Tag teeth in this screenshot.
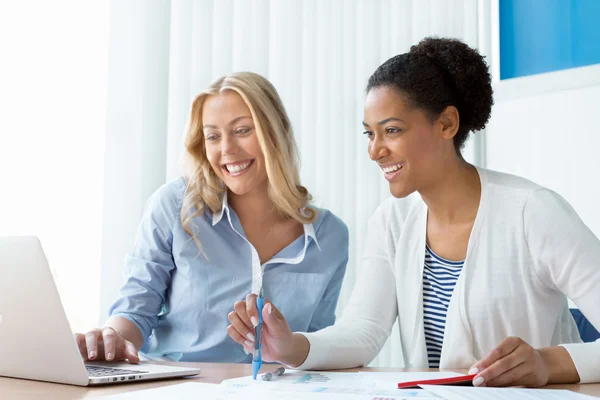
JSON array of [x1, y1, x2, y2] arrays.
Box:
[[226, 161, 251, 174], [382, 164, 403, 173]]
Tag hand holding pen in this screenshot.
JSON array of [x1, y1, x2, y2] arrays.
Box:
[[226, 293, 309, 368]]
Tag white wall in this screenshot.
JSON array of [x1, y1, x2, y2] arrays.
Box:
[[0, 1, 109, 333], [486, 64, 600, 238], [485, 64, 600, 309]]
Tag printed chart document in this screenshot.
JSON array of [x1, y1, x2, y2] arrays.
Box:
[[420, 385, 599, 400], [222, 382, 442, 399], [96, 380, 444, 399], [228, 390, 443, 400], [222, 370, 368, 388], [222, 370, 445, 399], [233, 391, 444, 399]]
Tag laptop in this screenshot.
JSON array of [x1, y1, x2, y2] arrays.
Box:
[[0, 236, 201, 386]]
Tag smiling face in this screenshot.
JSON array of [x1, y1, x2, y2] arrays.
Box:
[[363, 86, 454, 198], [202, 90, 268, 196]]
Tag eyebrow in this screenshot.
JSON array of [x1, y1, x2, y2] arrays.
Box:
[[362, 117, 406, 127], [203, 115, 253, 129]]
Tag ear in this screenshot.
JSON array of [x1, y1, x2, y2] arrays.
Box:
[[437, 105, 460, 140]]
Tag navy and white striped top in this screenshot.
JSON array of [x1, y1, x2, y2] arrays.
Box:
[[422, 245, 464, 368]]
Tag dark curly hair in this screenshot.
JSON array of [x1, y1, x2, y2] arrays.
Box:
[[366, 37, 494, 152]]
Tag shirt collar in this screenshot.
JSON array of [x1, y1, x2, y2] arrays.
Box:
[[302, 218, 320, 250], [211, 192, 229, 227], [211, 193, 320, 250]]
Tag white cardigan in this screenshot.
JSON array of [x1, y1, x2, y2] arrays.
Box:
[[299, 167, 600, 383]]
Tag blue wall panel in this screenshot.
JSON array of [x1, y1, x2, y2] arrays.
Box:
[[500, 0, 600, 80]]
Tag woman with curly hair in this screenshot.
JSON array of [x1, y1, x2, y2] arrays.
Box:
[[74, 72, 349, 364], [228, 38, 600, 387]]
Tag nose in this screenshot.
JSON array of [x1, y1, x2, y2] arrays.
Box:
[[221, 133, 238, 156], [368, 133, 389, 161]]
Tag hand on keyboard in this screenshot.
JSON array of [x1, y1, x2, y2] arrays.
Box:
[[74, 327, 140, 364]]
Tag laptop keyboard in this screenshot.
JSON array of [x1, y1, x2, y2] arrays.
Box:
[[86, 365, 150, 377]]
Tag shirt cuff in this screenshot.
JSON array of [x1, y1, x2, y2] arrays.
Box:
[[109, 313, 150, 349], [560, 340, 600, 383], [291, 332, 332, 370]]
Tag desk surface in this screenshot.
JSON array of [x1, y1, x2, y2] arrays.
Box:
[[2, 362, 600, 399]]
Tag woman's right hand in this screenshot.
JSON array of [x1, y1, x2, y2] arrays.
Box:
[[74, 327, 140, 364], [227, 294, 310, 367]]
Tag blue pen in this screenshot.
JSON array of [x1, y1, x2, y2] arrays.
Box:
[[252, 287, 264, 380]]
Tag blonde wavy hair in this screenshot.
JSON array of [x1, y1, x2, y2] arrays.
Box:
[[181, 72, 316, 245]]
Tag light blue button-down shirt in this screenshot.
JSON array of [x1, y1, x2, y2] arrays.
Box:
[[108, 177, 349, 363]]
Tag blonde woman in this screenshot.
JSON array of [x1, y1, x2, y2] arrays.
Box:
[[75, 72, 349, 363]]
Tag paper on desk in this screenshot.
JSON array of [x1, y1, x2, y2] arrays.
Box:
[[231, 389, 444, 400], [97, 381, 444, 400], [221, 370, 445, 399], [95, 382, 235, 399], [420, 385, 599, 400], [222, 381, 443, 399], [222, 369, 372, 388], [358, 371, 464, 389]]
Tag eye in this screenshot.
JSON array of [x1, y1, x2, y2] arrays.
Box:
[[205, 133, 220, 141], [363, 131, 374, 139], [385, 127, 402, 135], [235, 127, 252, 135]]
